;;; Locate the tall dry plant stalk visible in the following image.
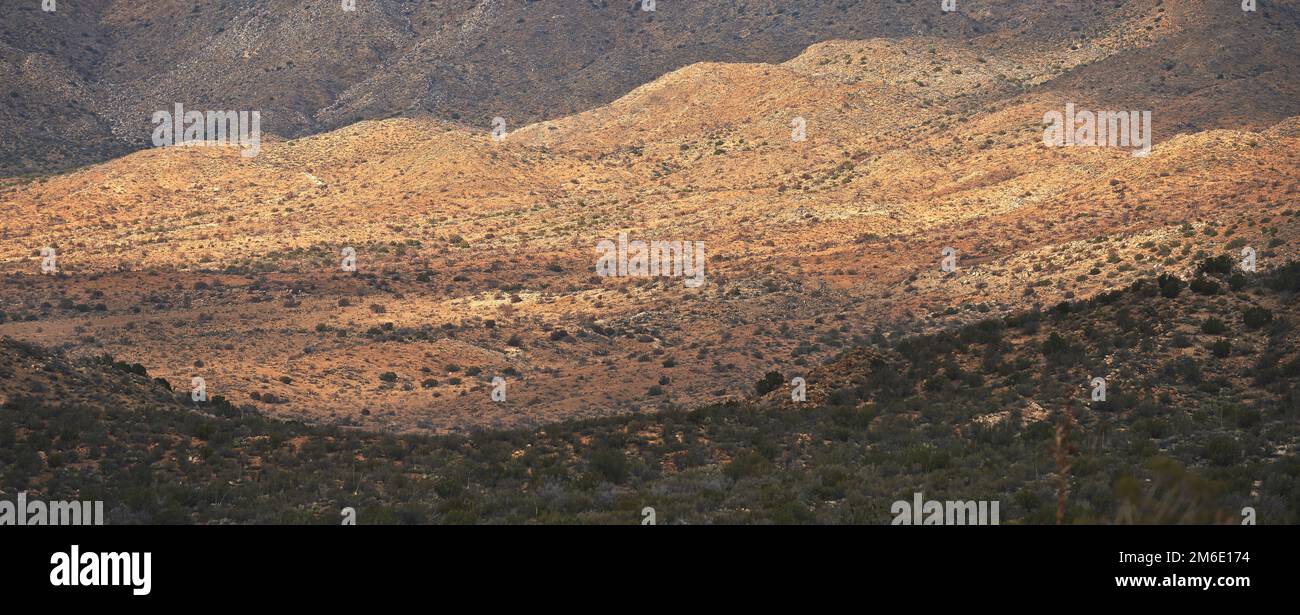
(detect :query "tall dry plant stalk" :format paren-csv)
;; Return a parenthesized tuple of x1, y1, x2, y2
(1053, 403, 1078, 525)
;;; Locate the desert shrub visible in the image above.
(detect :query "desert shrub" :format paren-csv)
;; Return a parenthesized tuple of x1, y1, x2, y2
(587, 449, 629, 483)
(828, 386, 858, 406)
(1267, 262, 1300, 293)
(1041, 332, 1080, 364)
(1198, 255, 1233, 276)
(1164, 357, 1202, 384)
(1201, 435, 1241, 466)
(1233, 408, 1262, 429)
(1189, 277, 1219, 295)
(723, 451, 769, 481)
(1241, 306, 1273, 330)
(1157, 274, 1182, 298)
(754, 371, 783, 395)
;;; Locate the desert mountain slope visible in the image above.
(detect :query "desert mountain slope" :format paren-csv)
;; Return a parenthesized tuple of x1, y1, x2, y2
(1, 11, 1298, 433)
(3, 262, 1297, 523)
(3, 0, 1297, 175)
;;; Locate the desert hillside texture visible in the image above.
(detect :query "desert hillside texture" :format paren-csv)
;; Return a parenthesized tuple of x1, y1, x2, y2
(0, 0, 1105, 175)
(2, 261, 1297, 523)
(0, 1, 1298, 526)
(3, 1, 1297, 435)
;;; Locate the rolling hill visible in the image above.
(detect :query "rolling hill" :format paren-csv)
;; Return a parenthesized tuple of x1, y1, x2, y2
(2, 259, 1296, 523)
